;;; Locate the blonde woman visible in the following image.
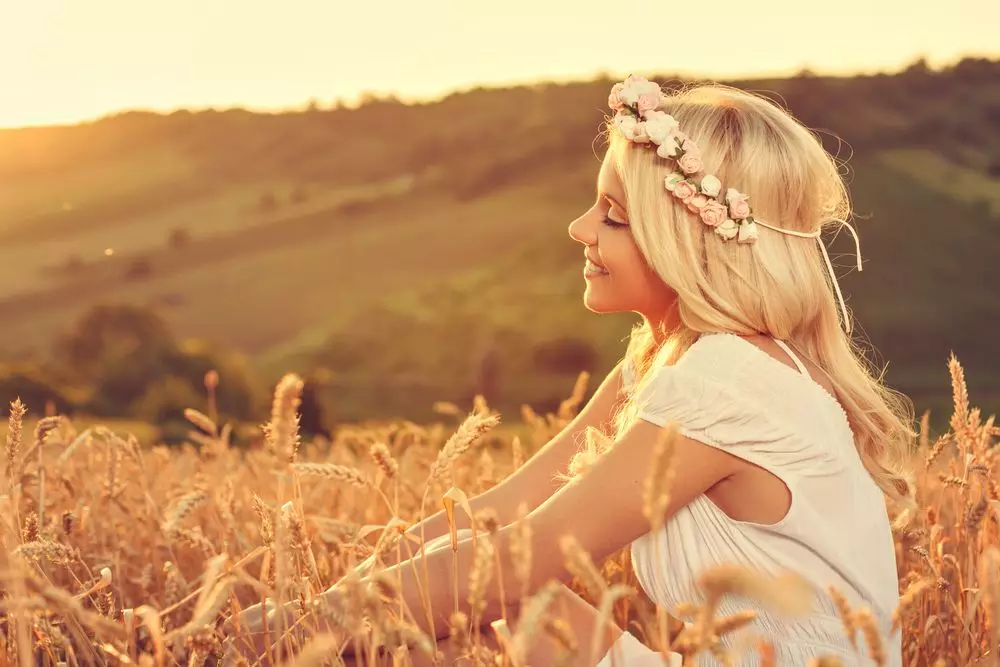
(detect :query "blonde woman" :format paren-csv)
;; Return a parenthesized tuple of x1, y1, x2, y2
(226, 77, 912, 666)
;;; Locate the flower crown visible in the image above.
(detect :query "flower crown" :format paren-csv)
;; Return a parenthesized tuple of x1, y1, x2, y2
(608, 75, 758, 244)
(607, 75, 867, 335)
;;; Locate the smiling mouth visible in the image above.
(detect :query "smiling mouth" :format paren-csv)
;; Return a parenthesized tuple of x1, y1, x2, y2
(584, 258, 609, 276)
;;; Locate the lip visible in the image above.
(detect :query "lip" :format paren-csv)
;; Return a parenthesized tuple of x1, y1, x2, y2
(584, 252, 606, 270)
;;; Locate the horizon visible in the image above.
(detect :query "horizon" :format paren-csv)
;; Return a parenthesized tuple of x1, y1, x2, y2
(1, 55, 991, 132)
(3, 0, 999, 130)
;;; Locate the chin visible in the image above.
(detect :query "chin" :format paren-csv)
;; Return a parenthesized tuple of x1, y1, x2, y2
(582, 289, 625, 314)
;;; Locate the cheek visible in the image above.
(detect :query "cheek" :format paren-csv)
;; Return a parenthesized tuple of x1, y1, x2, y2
(586, 239, 667, 309)
(637, 262, 673, 303)
(608, 240, 655, 290)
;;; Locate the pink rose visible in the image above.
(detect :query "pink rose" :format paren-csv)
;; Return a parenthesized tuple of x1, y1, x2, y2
(729, 196, 751, 220)
(699, 201, 727, 227)
(685, 194, 709, 212)
(608, 83, 625, 110)
(672, 180, 697, 200)
(678, 153, 703, 175)
(637, 92, 660, 114)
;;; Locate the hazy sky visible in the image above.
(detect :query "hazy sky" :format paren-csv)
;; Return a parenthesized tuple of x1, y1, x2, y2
(2, 0, 998, 128)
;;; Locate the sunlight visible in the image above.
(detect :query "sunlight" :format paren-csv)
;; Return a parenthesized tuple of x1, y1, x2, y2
(1, 0, 998, 128)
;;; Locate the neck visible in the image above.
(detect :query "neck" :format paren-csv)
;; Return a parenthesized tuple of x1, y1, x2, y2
(643, 300, 683, 345)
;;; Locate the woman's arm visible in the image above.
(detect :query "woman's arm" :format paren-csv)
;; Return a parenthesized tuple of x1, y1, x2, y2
(383, 362, 631, 566)
(325, 417, 739, 643)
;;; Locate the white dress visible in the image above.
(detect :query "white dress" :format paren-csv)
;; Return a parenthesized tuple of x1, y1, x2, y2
(597, 333, 902, 667)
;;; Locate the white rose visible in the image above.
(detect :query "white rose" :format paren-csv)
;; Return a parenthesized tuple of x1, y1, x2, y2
(656, 137, 680, 159)
(715, 219, 739, 240)
(620, 80, 660, 106)
(644, 113, 679, 144)
(620, 84, 641, 106)
(615, 114, 638, 138)
(641, 80, 662, 96)
(737, 220, 759, 244)
(725, 187, 744, 204)
(700, 175, 722, 198)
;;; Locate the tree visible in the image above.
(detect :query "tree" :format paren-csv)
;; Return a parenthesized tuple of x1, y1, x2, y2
(168, 227, 192, 248)
(298, 377, 330, 439)
(125, 257, 153, 281)
(55, 304, 175, 380)
(0, 363, 75, 415)
(257, 192, 278, 213)
(290, 185, 310, 204)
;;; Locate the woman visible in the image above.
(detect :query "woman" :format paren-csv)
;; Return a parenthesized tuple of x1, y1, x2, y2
(226, 76, 912, 666)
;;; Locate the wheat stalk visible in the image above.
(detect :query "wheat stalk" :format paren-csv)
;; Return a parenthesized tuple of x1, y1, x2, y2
(559, 535, 606, 600)
(428, 410, 501, 484)
(643, 423, 678, 530)
(291, 462, 368, 486)
(852, 607, 886, 666)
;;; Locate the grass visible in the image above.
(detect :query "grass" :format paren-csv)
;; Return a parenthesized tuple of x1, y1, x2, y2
(0, 351, 996, 666)
(877, 149, 1000, 217)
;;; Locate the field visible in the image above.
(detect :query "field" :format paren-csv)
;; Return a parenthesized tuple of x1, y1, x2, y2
(0, 60, 999, 666)
(0, 352, 997, 666)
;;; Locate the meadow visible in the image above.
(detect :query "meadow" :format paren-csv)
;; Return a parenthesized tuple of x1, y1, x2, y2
(0, 351, 997, 666)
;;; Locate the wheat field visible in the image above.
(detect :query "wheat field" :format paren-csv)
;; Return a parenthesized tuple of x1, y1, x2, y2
(0, 355, 997, 667)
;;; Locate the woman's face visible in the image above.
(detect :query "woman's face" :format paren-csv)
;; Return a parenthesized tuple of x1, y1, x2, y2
(568, 152, 677, 320)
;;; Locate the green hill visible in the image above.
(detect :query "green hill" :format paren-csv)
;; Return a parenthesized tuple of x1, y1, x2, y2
(0, 57, 997, 425)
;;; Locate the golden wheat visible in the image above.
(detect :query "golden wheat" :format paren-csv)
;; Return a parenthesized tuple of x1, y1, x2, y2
(0, 352, 995, 666)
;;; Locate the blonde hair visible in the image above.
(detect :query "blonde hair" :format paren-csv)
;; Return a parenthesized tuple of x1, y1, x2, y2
(603, 82, 914, 503)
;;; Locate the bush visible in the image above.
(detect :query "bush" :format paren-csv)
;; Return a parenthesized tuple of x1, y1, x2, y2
(0, 364, 78, 415)
(166, 339, 262, 421)
(131, 374, 204, 425)
(54, 305, 261, 422)
(124, 257, 153, 281)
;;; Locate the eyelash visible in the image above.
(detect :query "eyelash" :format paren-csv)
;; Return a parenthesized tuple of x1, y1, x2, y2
(602, 215, 628, 229)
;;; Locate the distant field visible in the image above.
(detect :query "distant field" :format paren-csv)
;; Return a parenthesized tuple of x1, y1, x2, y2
(0, 150, 996, 424)
(0, 171, 416, 300)
(878, 148, 1000, 216)
(0, 66, 998, 423)
(0, 168, 589, 360)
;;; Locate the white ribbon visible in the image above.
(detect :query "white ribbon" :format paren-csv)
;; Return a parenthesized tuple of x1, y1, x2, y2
(752, 218, 862, 335)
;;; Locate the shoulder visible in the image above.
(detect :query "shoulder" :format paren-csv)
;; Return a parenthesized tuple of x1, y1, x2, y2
(672, 332, 757, 383)
(623, 333, 757, 392)
(631, 333, 794, 445)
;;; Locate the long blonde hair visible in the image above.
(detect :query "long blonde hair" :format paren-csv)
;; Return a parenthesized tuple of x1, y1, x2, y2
(605, 82, 914, 503)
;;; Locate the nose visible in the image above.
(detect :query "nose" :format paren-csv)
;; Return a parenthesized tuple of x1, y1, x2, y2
(568, 209, 597, 247)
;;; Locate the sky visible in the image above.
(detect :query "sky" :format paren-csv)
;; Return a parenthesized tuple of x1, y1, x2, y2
(2, 0, 998, 129)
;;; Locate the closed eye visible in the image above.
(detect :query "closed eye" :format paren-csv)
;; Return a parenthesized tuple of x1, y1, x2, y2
(602, 216, 629, 229)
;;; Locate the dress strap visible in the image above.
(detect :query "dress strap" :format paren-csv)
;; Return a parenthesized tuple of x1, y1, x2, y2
(773, 339, 808, 375)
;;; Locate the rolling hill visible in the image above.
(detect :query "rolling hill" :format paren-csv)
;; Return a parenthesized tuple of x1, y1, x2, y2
(0, 58, 998, 424)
